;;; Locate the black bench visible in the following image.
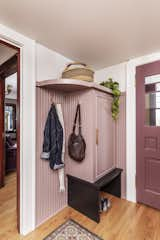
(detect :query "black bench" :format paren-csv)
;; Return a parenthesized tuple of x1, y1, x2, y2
(67, 168, 123, 223)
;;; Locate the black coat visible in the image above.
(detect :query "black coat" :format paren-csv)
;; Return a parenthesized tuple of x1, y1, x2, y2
(41, 104, 64, 170)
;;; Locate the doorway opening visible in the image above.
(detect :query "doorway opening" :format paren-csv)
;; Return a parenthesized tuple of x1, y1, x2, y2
(0, 40, 20, 233)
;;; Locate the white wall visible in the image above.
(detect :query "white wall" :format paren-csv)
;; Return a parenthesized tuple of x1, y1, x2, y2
(95, 62, 127, 92)
(96, 52, 160, 203)
(36, 43, 71, 81)
(0, 24, 72, 235)
(0, 24, 36, 235)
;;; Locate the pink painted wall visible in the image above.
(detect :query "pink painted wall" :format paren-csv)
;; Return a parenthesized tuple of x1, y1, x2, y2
(36, 88, 96, 226)
(36, 88, 67, 226)
(64, 90, 95, 182)
(93, 90, 116, 181)
(36, 87, 126, 226)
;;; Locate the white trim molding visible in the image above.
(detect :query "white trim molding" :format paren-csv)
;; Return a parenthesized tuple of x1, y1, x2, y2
(0, 24, 36, 235)
(126, 51, 160, 202)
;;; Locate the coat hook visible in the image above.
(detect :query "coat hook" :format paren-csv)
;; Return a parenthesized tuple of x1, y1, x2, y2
(50, 96, 62, 105)
(50, 96, 54, 104)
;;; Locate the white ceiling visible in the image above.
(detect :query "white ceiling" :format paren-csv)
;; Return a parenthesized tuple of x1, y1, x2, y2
(0, 44, 17, 65)
(0, 0, 160, 68)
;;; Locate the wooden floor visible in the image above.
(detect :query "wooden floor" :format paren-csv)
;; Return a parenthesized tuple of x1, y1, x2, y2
(0, 172, 17, 240)
(1, 173, 160, 240)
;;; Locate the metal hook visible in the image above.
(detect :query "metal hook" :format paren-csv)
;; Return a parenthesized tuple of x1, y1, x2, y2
(50, 96, 62, 105)
(50, 96, 55, 105)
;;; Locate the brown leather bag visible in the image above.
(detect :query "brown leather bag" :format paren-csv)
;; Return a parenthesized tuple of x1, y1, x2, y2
(68, 104, 86, 162)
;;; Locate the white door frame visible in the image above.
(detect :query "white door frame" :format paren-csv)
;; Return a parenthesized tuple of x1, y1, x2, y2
(0, 24, 36, 235)
(126, 52, 160, 202)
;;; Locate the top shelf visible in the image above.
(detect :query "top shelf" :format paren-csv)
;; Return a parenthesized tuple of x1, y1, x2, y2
(36, 78, 113, 95)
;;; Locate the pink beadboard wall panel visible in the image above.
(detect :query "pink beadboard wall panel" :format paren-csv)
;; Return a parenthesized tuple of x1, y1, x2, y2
(64, 90, 95, 182)
(36, 88, 95, 226)
(115, 93, 126, 198)
(36, 86, 126, 226)
(36, 87, 67, 226)
(94, 91, 116, 180)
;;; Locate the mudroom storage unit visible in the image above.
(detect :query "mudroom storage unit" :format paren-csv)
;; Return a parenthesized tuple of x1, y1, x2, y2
(66, 87, 116, 183)
(36, 79, 126, 226)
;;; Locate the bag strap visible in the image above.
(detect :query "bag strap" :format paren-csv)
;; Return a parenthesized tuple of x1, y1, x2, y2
(73, 104, 81, 134)
(78, 104, 82, 135)
(73, 104, 79, 133)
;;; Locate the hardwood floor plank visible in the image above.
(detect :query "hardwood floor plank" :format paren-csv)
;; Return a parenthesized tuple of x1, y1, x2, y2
(1, 173, 160, 239)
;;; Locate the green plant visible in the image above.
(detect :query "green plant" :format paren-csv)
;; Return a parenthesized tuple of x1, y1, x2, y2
(100, 78, 121, 120)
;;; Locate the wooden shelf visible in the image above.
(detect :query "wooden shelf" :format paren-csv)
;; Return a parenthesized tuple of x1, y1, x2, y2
(36, 78, 112, 94)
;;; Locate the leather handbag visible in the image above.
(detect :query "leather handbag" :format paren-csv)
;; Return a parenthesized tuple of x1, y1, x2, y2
(68, 104, 86, 162)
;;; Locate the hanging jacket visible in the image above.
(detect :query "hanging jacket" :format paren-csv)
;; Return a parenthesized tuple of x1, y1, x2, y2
(41, 104, 64, 170)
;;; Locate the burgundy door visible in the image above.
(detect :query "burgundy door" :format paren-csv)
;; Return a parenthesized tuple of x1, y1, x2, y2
(136, 60, 160, 209)
(0, 78, 5, 188)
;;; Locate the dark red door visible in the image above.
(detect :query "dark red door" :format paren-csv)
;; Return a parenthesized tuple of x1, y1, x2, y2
(136, 60, 160, 209)
(0, 78, 5, 188)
